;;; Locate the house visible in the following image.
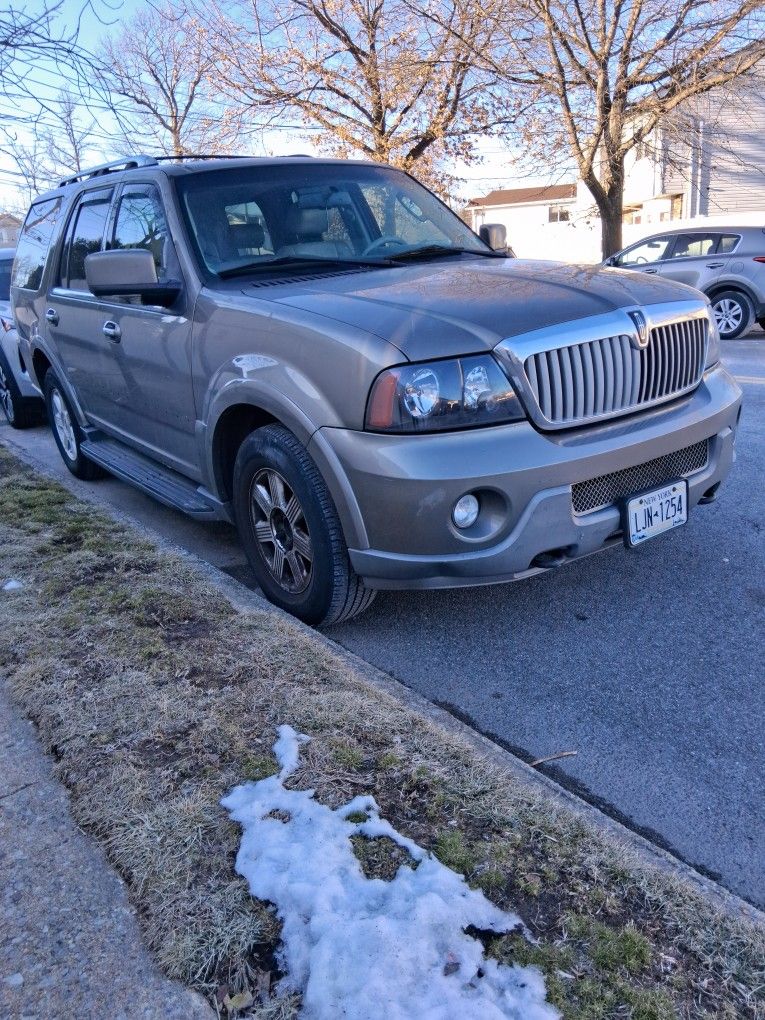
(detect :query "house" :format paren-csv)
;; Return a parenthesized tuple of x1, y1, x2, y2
(467, 78, 765, 263)
(0, 213, 21, 247)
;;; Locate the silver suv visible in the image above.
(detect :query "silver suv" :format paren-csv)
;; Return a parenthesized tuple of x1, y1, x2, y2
(11, 156, 742, 624)
(605, 226, 765, 339)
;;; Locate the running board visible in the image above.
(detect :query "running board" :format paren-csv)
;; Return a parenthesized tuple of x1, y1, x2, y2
(80, 435, 229, 520)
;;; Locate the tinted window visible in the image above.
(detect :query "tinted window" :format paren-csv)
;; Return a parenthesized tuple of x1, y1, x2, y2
(12, 197, 63, 291)
(110, 187, 170, 275)
(61, 189, 112, 291)
(615, 236, 672, 266)
(670, 233, 718, 258)
(719, 234, 740, 254)
(0, 256, 13, 301)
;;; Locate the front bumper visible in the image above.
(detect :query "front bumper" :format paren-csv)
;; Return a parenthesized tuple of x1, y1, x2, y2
(311, 364, 742, 590)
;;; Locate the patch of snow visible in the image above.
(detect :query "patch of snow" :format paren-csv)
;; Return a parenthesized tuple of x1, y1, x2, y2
(223, 725, 560, 1020)
(2, 579, 23, 592)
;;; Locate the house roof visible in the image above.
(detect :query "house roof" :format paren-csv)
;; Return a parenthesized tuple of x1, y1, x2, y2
(0, 213, 21, 227)
(468, 183, 577, 208)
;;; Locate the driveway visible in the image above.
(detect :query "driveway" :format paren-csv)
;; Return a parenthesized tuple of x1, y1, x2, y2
(1, 337, 763, 907)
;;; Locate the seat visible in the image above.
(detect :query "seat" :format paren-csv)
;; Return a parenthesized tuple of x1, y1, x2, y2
(278, 206, 353, 259)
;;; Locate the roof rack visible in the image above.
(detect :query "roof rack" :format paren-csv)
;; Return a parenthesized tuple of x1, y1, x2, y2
(58, 155, 158, 187)
(152, 154, 251, 162)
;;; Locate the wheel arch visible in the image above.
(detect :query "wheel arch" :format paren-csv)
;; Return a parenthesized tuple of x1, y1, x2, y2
(705, 280, 758, 307)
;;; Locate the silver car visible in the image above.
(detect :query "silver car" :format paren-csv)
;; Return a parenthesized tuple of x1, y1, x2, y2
(605, 226, 765, 339)
(11, 156, 742, 624)
(0, 247, 45, 428)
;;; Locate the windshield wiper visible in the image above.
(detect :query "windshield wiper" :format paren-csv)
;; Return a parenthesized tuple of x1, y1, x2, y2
(217, 254, 393, 278)
(388, 245, 506, 262)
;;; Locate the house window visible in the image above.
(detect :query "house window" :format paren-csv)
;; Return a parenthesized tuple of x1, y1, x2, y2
(548, 205, 570, 223)
(670, 195, 683, 220)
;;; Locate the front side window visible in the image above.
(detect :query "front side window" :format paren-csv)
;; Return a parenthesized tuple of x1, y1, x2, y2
(12, 197, 64, 291)
(670, 233, 718, 259)
(60, 188, 113, 291)
(109, 187, 172, 277)
(615, 236, 671, 266)
(176, 163, 490, 274)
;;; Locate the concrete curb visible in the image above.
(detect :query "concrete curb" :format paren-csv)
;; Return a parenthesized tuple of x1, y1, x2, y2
(2, 429, 763, 929)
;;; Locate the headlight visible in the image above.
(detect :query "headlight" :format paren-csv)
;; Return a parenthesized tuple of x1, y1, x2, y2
(365, 355, 526, 433)
(705, 306, 721, 368)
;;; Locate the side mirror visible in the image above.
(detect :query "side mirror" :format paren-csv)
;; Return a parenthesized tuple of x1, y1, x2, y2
(85, 249, 182, 306)
(479, 223, 508, 253)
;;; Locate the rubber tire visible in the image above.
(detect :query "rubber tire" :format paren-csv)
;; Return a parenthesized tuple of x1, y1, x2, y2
(0, 348, 45, 429)
(43, 369, 105, 481)
(710, 290, 754, 340)
(233, 424, 376, 626)
(758, 317, 765, 332)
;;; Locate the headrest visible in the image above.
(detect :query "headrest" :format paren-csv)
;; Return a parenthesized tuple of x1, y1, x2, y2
(286, 206, 329, 238)
(229, 221, 265, 250)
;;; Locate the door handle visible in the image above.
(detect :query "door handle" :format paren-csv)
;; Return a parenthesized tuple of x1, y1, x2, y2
(706, 262, 724, 268)
(45, 308, 59, 326)
(102, 321, 121, 342)
(644, 268, 658, 274)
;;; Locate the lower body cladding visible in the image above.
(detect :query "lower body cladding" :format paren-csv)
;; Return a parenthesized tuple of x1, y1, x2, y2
(310, 365, 742, 590)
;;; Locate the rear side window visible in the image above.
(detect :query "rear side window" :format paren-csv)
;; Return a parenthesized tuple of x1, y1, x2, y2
(670, 233, 718, 258)
(59, 188, 112, 292)
(12, 197, 63, 291)
(718, 234, 740, 254)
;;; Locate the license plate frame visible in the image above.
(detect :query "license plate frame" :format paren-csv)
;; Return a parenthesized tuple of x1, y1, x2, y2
(622, 479, 688, 548)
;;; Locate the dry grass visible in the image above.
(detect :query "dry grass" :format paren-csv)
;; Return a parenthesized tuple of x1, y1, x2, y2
(0, 444, 763, 1019)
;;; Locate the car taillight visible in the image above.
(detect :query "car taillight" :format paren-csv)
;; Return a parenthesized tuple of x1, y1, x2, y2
(0, 317, 11, 333)
(753, 257, 765, 264)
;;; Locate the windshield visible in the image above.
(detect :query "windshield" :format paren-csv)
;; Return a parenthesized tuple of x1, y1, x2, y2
(175, 162, 490, 275)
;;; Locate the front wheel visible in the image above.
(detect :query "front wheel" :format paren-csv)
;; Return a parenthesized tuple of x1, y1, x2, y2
(233, 424, 376, 626)
(710, 290, 754, 340)
(43, 369, 105, 480)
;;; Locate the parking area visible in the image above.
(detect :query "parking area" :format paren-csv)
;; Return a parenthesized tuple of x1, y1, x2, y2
(1, 335, 763, 907)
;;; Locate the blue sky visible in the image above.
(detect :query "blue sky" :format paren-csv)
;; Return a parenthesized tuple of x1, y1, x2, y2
(0, 0, 544, 212)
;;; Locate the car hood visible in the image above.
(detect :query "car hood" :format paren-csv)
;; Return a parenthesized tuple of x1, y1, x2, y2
(262, 258, 703, 360)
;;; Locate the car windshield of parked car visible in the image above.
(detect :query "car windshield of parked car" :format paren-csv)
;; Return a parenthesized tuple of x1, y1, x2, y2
(176, 162, 490, 275)
(614, 237, 672, 266)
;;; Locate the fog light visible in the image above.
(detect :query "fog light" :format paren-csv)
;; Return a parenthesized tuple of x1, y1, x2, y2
(452, 493, 479, 529)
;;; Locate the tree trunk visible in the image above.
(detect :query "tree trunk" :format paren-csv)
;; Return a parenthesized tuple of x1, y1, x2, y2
(582, 166, 625, 260)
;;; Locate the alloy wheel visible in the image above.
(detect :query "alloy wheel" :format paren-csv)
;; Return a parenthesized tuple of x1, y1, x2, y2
(713, 298, 743, 337)
(51, 388, 77, 460)
(249, 468, 313, 593)
(0, 363, 14, 423)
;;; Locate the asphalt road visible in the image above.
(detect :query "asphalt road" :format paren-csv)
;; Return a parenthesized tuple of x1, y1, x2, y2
(2, 337, 763, 907)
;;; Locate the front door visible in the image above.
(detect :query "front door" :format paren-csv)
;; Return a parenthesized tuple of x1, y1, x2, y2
(656, 232, 724, 290)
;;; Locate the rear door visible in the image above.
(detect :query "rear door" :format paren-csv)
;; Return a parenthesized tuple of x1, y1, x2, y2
(656, 232, 723, 290)
(45, 186, 117, 419)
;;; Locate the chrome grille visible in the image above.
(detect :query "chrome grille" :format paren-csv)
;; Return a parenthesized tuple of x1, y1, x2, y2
(524, 317, 707, 426)
(571, 440, 709, 515)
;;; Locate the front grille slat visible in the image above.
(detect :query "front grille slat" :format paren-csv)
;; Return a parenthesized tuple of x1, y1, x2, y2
(571, 440, 709, 515)
(523, 316, 707, 427)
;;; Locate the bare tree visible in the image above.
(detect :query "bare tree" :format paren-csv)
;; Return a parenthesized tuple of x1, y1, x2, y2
(200, 0, 516, 193)
(460, 0, 765, 255)
(6, 89, 99, 204)
(98, 2, 242, 157)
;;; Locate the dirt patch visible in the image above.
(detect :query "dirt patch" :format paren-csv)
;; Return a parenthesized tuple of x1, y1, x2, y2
(0, 445, 763, 1019)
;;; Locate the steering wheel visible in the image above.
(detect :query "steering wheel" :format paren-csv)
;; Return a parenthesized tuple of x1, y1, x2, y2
(363, 235, 407, 256)
(634, 255, 648, 264)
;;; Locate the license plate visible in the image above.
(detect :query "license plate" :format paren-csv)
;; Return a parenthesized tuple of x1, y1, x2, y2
(624, 480, 688, 547)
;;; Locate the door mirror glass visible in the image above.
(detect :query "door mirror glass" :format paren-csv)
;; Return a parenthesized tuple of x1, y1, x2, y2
(85, 249, 181, 305)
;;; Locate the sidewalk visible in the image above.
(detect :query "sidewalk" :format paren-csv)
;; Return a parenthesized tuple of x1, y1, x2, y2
(0, 681, 212, 1020)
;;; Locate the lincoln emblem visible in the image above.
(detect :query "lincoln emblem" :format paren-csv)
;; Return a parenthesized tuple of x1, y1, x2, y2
(628, 310, 649, 349)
